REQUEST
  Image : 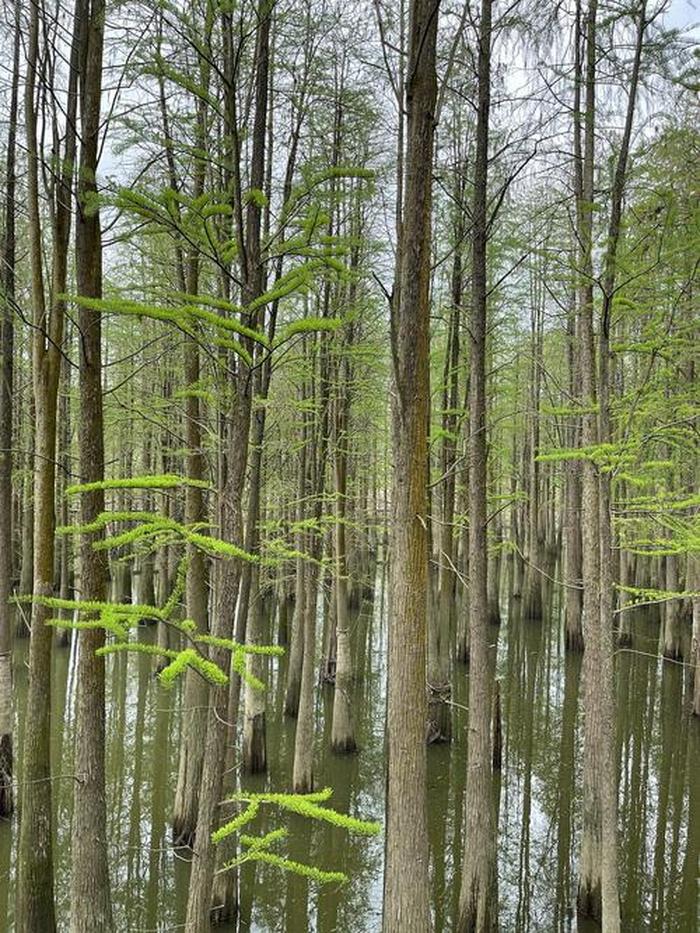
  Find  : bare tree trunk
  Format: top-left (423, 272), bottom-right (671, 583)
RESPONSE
top-left (0, 2), bottom-right (19, 817)
top-left (170, 15), bottom-right (212, 845)
top-left (691, 556), bottom-right (700, 717)
top-left (457, 1), bottom-right (498, 929)
top-left (663, 556), bottom-right (682, 659)
top-left (70, 1), bottom-right (113, 927)
top-left (576, 2), bottom-right (621, 926)
top-left (331, 353), bottom-right (356, 753)
top-left (292, 554), bottom-right (320, 791)
top-left (18, 457), bottom-right (35, 616)
top-left (382, 0), bottom-right (439, 928)
top-left (17, 0), bottom-right (80, 923)
top-left (566, 1), bottom-right (587, 653)
top-left (430, 223), bottom-right (461, 740)
top-left (522, 293), bottom-right (544, 621)
top-left (284, 403), bottom-right (307, 717)
top-left (185, 4), bottom-right (271, 927)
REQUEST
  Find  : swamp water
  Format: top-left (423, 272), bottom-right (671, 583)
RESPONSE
top-left (0, 568), bottom-right (698, 931)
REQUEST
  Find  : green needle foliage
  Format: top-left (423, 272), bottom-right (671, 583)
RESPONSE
top-left (65, 473), bottom-right (212, 495)
top-left (212, 788), bottom-right (381, 884)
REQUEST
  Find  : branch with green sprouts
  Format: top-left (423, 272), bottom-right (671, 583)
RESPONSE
top-left (16, 582), bottom-right (284, 691)
top-left (212, 787), bottom-right (381, 883)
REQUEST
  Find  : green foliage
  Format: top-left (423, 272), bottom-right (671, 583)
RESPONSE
top-left (616, 583), bottom-right (700, 608)
top-left (213, 788), bottom-right (381, 885)
top-left (59, 509), bottom-right (257, 563)
top-left (65, 474), bottom-right (211, 495)
top-left (218, 787), bottom-right (381, 837)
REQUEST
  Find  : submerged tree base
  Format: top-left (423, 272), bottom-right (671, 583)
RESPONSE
top-left (243, 713), bottom-right (267, 774)
top-left (171, 819), bottom-right (197, 850)
top-left (566, 627), bottom-right (585, 652)
top-left (331, 733), bottom-right (357, 754)
top-left (427, 686), bottom-right (452, 744)
top-left (457, 878), bottom-right (498, 933)
top-left (577, 877), bottom-right (602, 924)
top-left (0, 732), bottom-right (12, 816)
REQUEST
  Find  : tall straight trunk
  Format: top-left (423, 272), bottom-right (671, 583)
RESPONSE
top-left (170, 12), bottom-right (212, 845)
top-left (17, 0), bottom-right (80, 926)
top-left (241, 565), bottom-right (266, 772)
top-left (292, 550), bottom-right (320, 791)
top-left (184, 374), bottom-right (252, 933)
top-left (430, 219), bottom-right (462, 740)
top-left (0, 3), bottom-right (19, 817)
top-left (56, 350), bottom-right (73, 649)
top-left (663, 556), bottom-right (682, 659)
top-left (522, 296), bottom-right (543, 620)
top-left (331, 354), bottom-right (356, 753)
top-left (172, 351), bottom-right (210, 849)
top-left (580, 3), bottom-right (646, 924)
top-left (241, 355), bottom-right (277, 773)
top-left (292, 88), bottom-right (341, 786)
top-left (382, 0), bottom-right (439, 929)
top-left (576, 1), bottom-right (620, 926)
top-left (457, 1), bottom-right (498, 929)
top-left (184, 4), bottom-right (271, 927)
top-left (565, 315), bottom-right (583, 650)
top-left (566, 1), bottom-right (586, 652)
top-left (18, 454), bottom-right (35, 612)
top-left (577, 0), bottom-right (604, 909)
top-left (70, 1), bottom-right (113, 928)
top-left (691, 556), bottom-right (700, 717)
top-left (284, 430), bottom-right (307, 717)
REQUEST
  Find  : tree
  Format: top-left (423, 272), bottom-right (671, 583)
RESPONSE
top-left (69, 0), bottom-right (114, 927)
top-left (457, 0), bottom-right (498, 929)
top-left (382, 0), bottom-right (439, 930)
top-left (0, 0), bottom-right (20, 818)
top-left (16, 0), bottom-right (81, 924)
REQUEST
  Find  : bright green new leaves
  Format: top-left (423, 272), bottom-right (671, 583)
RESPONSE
top-left (65, 473), bottom-right (211, 496)
top-left (59, 509), bottom-right (256, 563)
top-left (616, 583), bottom-right (700, 612)
top-left (213, 788), bottom-right (381, 884)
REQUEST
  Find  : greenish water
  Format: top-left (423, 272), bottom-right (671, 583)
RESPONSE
top-left (1, 574), bottom-right (698, 931)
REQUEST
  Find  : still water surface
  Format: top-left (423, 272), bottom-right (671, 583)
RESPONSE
top-left (1, 569), bottom-right (698, 931)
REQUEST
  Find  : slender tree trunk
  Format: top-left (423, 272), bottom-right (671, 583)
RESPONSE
top-left (292, 554), bottom-right (320, 791)
top-left (0, 3), bottom-right (20, 817)
top-left (430, 228), bottom-right (461, 740)
top-left (331, 354), bottom-right (356, 753)
top-left (171, 22), bottom-right (212, 845)
top-left (382, 1), bottom-right (439, 928)
top-left (576, 2), bottom-right (621, 926)
top-left (70, 2), bottom-right (113, 927)
top-left (185, 4), bottom-right (271, 927)
top-left (457, 2), bottom-right (498, 929)
top-left (285, 391), bottom-right (308, 717)
top-left (18, 456), bottom-right (35, 615)
top-left (691, 556), bottom-right (700, 717)
top-left (17, 0), bottom-right (80, 924)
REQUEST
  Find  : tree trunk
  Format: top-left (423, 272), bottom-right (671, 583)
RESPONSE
top-left (576, 2), bottom-right (620, 926)
top-left (184, 4), bottom-right (271, 927)
top-left (691, 556), bottom-right (700, 717)
top-left (457, 2), bottom-right (498, 929)
top-left (171, 42), bottom-right (212, 846)
top-left (331, 355), bottom-right (356, 753)
top-left (70, 1), bottom-right (113, 927)
top-left (285, 392), bottom-right (308, 718)
top-left (382, 0), bottom-right (439, 928)
top-left (17, 0), bottom-right (80, 923)
top-left (0, 1), bottom-right (19, 817)
top-left (663, 556), bottom-right (682, 660)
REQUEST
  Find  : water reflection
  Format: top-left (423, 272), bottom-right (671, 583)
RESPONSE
top-left (1, 578), bottom-right (698, 931)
